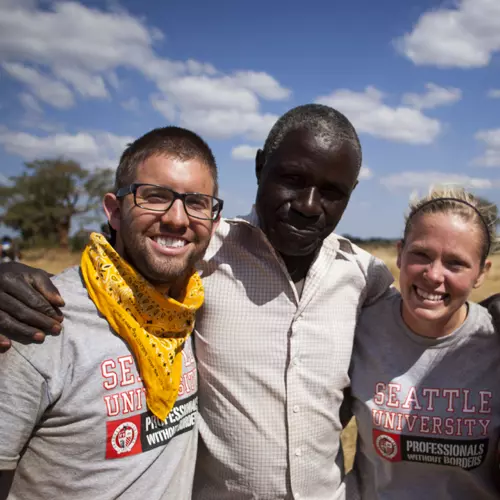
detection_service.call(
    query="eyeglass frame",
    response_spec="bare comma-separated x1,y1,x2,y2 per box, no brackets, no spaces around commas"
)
115,183,224,221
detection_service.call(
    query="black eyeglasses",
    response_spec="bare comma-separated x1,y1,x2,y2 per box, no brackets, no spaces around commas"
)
116,183,224,221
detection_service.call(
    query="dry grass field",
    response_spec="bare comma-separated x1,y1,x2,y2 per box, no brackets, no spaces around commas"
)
22,243,500,472
22,247,82,275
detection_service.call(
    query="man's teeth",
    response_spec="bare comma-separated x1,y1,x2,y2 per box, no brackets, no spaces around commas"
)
415,287,445,302
154,236,186,248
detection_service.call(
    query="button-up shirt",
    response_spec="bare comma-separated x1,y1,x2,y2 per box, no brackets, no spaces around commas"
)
193,210,393,499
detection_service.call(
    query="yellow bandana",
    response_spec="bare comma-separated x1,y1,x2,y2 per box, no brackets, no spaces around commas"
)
80,232,204,420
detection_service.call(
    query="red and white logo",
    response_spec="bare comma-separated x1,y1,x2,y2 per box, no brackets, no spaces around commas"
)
375,433,398,459
111,421,138,454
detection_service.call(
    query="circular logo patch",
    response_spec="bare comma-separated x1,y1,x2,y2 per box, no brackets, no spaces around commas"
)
112,421,138,454
375,433,398,459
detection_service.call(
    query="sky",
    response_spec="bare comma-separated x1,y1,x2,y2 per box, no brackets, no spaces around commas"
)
0,0,500,238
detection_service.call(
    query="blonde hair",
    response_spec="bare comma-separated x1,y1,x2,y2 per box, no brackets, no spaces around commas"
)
403,187,497,265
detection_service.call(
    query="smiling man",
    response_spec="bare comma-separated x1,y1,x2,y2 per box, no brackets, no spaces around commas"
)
0,126,222,499
191,105,393,499
0,105,394,499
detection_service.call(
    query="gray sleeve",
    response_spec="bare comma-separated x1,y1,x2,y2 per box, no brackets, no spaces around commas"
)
362,256,395,307
344,469,361,500
0,346,50,470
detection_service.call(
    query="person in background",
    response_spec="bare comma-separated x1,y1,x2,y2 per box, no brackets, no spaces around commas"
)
0,237,20,263
348,188,500,499
0,126,222,499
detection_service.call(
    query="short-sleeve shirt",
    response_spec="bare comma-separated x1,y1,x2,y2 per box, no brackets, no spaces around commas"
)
350,293,500,499
0,267,199,500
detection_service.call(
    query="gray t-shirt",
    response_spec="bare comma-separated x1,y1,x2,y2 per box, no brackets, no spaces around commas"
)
0,267,198,500
350,293,500,499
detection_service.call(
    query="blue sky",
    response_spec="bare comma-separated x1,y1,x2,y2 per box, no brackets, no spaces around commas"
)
1,0,500,238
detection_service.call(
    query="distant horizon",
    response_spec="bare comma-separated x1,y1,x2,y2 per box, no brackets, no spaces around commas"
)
1,0,499,239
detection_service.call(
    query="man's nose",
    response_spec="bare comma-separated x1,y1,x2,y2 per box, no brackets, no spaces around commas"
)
160,199,190,229
294,187,322,217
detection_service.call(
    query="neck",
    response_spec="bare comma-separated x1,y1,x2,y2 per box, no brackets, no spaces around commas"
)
281,252,317,283
401,303,468,339
112,240,187,301
151,275,189,301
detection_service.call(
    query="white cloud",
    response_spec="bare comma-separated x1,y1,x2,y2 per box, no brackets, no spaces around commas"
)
380,171,494,190
473,128,500,167
0,1,290,140
0,129,134,171
178,109,278,141
396,0,500,68
106,71,120,90
19,92,42,114
0,1,156,73
231,145,259,161
2,62,74,108
161,76,259,113
121,97,140,111
150,96,176,122
487,89,500,98
359,166,373,180
52,66,109,99
316,86,441,145
402,83,462,110
231,71,291,100
185,59,217,76
154,74,285,139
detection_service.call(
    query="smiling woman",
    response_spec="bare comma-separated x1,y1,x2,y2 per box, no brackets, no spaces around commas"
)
347,187,500,500
397,190,495,338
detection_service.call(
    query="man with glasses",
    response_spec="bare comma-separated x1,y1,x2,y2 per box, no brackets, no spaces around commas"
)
117,184,222,222
0,126,221,499
0,104,394,499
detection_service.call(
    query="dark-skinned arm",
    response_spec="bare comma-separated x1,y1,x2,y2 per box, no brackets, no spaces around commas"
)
0,262,65,352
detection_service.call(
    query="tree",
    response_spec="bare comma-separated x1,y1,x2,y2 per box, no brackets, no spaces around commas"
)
0,158,113,248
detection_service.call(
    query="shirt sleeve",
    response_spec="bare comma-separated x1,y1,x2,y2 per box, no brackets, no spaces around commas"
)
362,256,395,307
0,346,50,470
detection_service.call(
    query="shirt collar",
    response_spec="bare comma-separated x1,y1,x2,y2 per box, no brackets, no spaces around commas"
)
225,205,261,228
224,206,341,256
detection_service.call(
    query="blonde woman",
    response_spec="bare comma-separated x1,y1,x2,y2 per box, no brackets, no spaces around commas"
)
349,188,500,499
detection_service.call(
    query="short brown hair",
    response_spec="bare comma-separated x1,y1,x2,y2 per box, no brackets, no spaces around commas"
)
115,126,218,195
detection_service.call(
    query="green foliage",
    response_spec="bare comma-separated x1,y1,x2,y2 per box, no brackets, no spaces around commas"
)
0,158,113,248
70,229,93,252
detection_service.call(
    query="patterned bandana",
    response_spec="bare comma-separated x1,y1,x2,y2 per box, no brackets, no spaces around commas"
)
80,232,204,420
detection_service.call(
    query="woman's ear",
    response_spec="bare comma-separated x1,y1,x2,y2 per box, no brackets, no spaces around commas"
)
474,259,492,289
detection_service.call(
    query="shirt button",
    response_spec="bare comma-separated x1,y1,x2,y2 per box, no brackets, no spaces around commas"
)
293,405,300,413
295,448,302,457
295,494,300,499
292,357,300,366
